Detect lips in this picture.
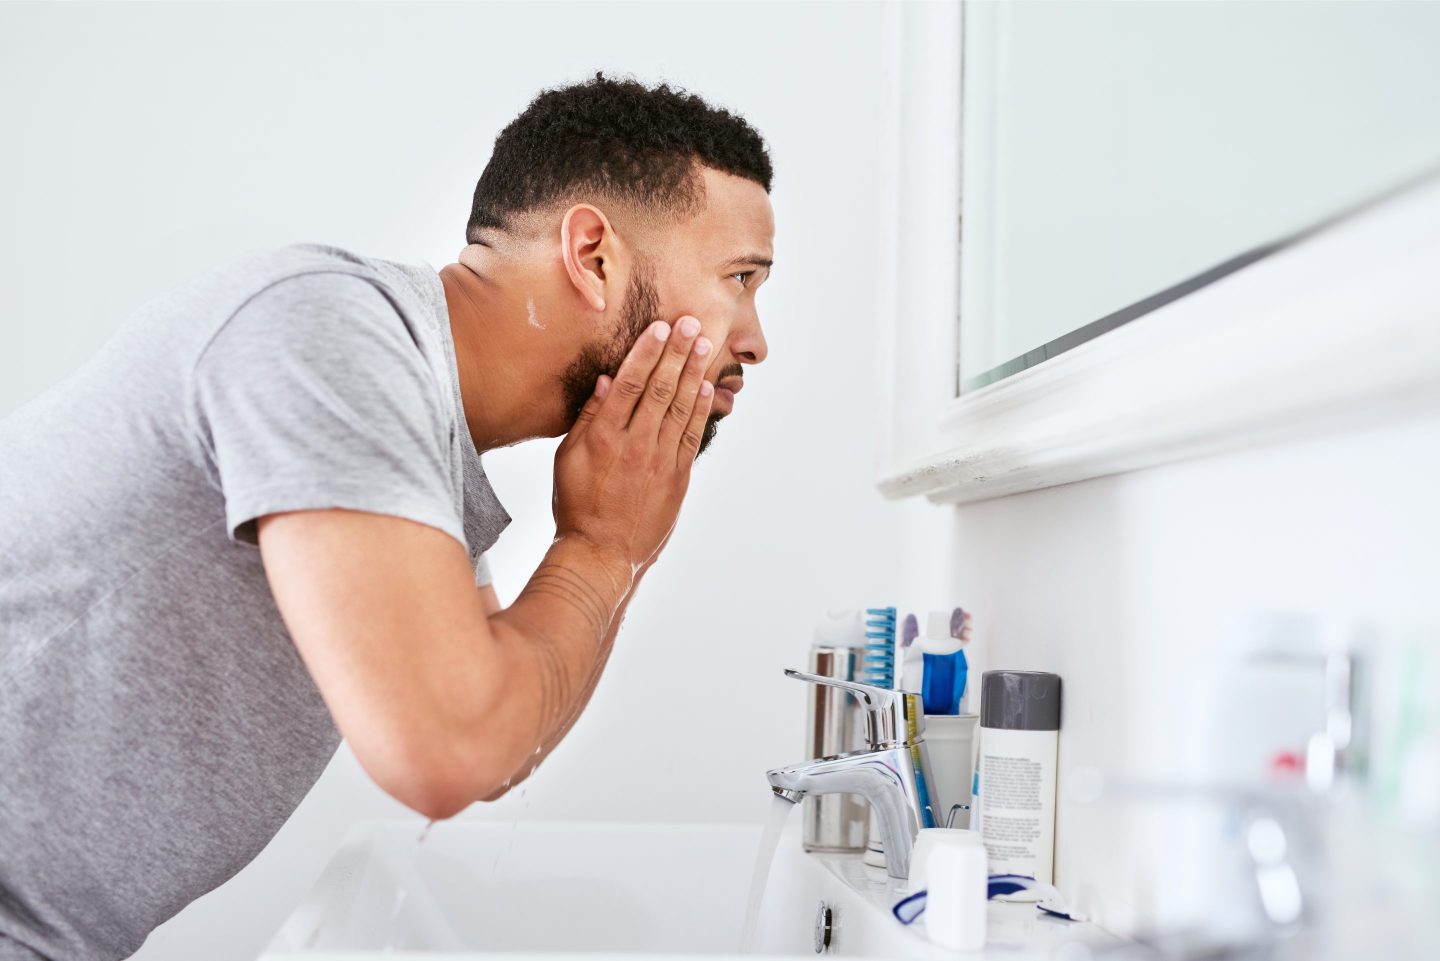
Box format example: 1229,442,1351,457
716,377,744,395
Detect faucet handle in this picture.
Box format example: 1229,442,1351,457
785,667,901,709
784,668,918,748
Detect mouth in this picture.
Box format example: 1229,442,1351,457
714,376,743,409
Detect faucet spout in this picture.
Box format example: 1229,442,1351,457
766,747,933,879
771,785,804,804
766,667,938,879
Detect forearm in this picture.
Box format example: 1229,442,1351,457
483,563,647,798
530,574,633,756
478,534,636,791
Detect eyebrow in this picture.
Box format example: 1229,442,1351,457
721,254,774,274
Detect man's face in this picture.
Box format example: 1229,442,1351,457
560,168,774,459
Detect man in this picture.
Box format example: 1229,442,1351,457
0,72,774,960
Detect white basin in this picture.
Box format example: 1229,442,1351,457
259,815,1121,960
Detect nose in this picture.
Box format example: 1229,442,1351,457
729,310,769,366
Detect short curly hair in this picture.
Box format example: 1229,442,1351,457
466,71,773,248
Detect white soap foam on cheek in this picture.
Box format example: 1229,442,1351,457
526,296,545,330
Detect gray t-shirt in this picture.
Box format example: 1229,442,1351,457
0,243,512,961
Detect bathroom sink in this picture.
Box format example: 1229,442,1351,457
259,815,1119,959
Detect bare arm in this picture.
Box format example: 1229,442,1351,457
257,510,632,819
478,581,502,617
480,556,653,798
257,316,713,819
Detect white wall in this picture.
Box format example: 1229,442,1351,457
0,3,952,959
948,408,1440,935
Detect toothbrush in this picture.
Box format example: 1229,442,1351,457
867,606,939,827
861,607,897,689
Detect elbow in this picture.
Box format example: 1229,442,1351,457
351,634,536,819
372,752,497,822
402,779,474,822
359,722,525,821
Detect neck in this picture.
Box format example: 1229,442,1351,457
438,251,567,451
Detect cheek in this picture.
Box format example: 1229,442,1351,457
698,320,733,361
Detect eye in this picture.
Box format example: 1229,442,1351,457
731,271,754,287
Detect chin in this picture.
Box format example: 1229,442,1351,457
695,414,723,459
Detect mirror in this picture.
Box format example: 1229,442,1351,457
957,0,1440,393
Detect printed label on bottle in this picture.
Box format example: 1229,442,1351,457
973,728,1057,885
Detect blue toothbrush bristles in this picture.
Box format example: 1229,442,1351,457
862,607,897,689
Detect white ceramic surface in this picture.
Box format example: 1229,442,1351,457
259,816,1120,960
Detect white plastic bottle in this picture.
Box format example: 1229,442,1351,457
922,830,988,951
971,671,1062,885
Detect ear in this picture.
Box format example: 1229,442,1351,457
559,204,612,313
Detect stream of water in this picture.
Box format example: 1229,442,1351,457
738,795,796,954
376,744,549,952
491,783,529,875
382,818,436,952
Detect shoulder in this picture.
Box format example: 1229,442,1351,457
190,264,446,415
215,243,429,321
198,245,440,363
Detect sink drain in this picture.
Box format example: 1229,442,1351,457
814,901,833,953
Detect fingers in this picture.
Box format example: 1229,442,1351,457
572,374,610,430
628,315,704,440
676,379,715,469
594,320,672,433
657,331,713,452
559,374,610,453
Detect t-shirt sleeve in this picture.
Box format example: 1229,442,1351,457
190,271,464,549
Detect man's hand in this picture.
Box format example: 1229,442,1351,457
551,316,714,575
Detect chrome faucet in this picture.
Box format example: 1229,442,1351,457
766,668,939,879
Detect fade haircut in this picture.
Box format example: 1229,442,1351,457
466,71,773,249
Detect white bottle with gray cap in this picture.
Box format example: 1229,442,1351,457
971,670,1062,885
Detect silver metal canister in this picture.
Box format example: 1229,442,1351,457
802,644,869,852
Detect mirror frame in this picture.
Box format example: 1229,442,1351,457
874,1,1440,505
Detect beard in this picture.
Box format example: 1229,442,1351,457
559,257,723,458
